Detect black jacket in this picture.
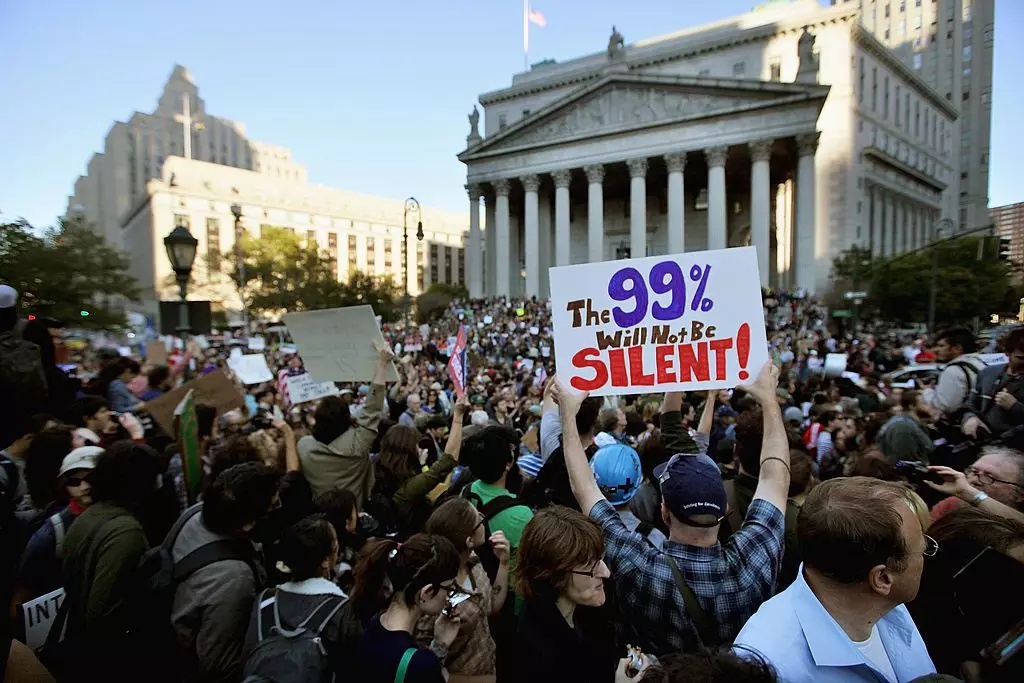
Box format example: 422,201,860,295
514,597,617,683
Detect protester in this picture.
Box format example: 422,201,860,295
962,326,1024,441
927,327,987,418
734,477,937,682
878,390,935,465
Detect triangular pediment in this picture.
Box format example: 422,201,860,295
460,74,828,160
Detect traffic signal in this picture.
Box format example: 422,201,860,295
999,237,1012,261
27,315,36,321
80,310,89,317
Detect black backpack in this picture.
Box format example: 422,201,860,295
363,476,402,540
130,504,262,681
242,588,346,683
461,486,530,584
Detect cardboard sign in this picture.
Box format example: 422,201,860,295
17,587,65,650
549,246,769,396
284,372,341,405
248,336,266,351
447,326,468,397
175,390,202,505
143,369,245,435
282,305,399,383
146,340,168,365
228,354,274,385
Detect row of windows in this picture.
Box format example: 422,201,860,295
858,56,945,155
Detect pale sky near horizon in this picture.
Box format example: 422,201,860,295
1,0,1021,229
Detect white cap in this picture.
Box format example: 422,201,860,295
0,284,17,309
59,446,103,476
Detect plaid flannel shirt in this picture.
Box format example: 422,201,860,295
590,410,785,655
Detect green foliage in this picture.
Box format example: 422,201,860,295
0,216,140,329
426,282,469,299
831,238,1020,326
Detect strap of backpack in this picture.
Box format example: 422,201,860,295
394,647,417,683
479,494,528,521
173,538,256,582
255,588,276,642
50,513,66,560
665,555,719,647
309,596,347,635
163,503,205,551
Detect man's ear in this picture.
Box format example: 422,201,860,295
866,563,894,597
661,502,672,529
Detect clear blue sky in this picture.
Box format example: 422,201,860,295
1,0,1021,229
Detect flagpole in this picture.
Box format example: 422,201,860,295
523,0,529,71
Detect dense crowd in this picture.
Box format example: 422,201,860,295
1,282,1023,683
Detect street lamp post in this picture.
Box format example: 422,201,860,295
403,197,424,329
230,203,249,337
927,217,956,334
164,224,199,380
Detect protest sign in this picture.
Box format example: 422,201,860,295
283,371,341,405
248,336,266,351
549,246,768,396
146,340,168,365
175,390,202,505
282,305,399,383
279,344,298,355
228,354,273,385
118,346,132,357
824,353,848,378
17,588,65,650
447,326,468,397
143,369,245,435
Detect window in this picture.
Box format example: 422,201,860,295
924,109,929,146
769,59,781,82
207,218,221,273
698,68,710,77
885,4,890,18
899,0,905,10
981,90,991,106
384,239,393,268
915,100,920,137
522,109,531,117
963,45,972,61
884,28,890,40
458,251,465,283
963,3,971,21
872,68,878,110
174,214,189,228
366,236,375,264
964,66,971,78
306,230,316,249
984,26,994,43
498,114,507,130
328,233,338,278
733,62,746,77
444,248,452,285
895,85,901,125
884,76,890,118
858,57,865,103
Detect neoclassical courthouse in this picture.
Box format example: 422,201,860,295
459,0,962,298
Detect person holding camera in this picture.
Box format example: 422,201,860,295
962,327,1024,443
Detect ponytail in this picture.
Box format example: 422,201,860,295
350,533,459,621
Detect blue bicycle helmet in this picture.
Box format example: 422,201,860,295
590,443,642,505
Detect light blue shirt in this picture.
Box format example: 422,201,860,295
733,566,935,683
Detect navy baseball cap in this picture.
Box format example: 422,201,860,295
654,453,728,527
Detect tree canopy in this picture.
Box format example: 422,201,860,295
831,238,1021,326
0,216,140,329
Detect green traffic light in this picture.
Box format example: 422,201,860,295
80,310,89,317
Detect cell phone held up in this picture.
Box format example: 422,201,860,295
442,591,471,617
894,460,945,486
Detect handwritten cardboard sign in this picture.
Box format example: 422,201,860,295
283,372,341,406
228,354,274,385
146,340,168,365
17,587,65,650
143,369,245,434
282,305,398,383
549,246,768,396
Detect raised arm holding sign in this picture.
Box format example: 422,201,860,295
549,246,768,396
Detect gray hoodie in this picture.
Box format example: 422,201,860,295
170,505,265,683
926,353,988,417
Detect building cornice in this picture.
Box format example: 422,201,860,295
851,24,959,120
478,4,858,107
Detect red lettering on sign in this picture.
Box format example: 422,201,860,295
570,348,608,392
677,342,710,382
627,346,655,386
608,348,629,387
655,344,677,384
709,337,734,381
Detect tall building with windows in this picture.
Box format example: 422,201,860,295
67,66,469,316
992,201,1024,265
832,0,994,232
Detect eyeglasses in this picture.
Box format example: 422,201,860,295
66,476,91,487
965,466,1021,489
570,561,606,578
922,535,940,557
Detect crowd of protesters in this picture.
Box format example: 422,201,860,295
1,281,1023,683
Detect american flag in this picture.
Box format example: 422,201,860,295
277,367,305,409
447,325,468,397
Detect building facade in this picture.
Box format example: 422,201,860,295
459,0,957,297
834,0,994,233
68,66,469,316
992,202,1024,266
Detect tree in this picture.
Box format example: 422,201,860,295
0,216,140,329
339,271,402,322
831,238,1020,326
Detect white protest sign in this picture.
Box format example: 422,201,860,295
228,354,274,385
230,347,243,361
248,337,266,351
279,344,298,355
483,315,493,325
282,305,399,383
549,246,768,396
18,587,64,650
284,372,341,405
824,353,848,378
117,346,132,357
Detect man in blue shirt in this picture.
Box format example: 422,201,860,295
734,477,937,682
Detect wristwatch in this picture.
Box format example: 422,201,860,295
969,491,989,507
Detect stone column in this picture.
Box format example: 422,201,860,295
627,158,648,259
585,164,605,262
494,179,511,297
553,169,572,266
901,202,909,253
484,197,496,295
749,140,773,287
665,153,686,254
705,146,729,251
871,186,884,257
466,184,483,298
795,133,818,291
884,191,896,257
522,174,541,298
538,188,552,297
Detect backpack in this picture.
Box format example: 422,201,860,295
0,331,47,406
129,504,262,681
460,486,530,584
242,588,346,683
364,476,403,540
530,442,599,511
